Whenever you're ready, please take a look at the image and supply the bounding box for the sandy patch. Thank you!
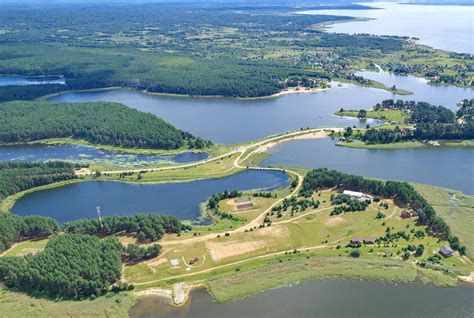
[291,131,328,140]
[75,168,91,176]
[17,248,42,256]
[271,86,329,97]
[323,216,346,227]
[255,224,290,238]
[206,240,266,261]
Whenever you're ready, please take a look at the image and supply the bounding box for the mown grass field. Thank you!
[336,109,407,122]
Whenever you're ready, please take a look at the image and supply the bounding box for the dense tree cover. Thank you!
[63,214,190,243]
[0,3,469,97]
[330,194,370,215]
[0,234,123,299]
[0,161,76,200]
[0,213,59,252]
[0,101,211,149]
[362,99,474,144]
[0,84,65,102]
[301,168,466,253]
[123,243,161,263]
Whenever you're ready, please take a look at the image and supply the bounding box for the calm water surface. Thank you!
[262,138,474,194]
[0,76,65,86]
[49,83,389,144]
[12,170,289,223]
[0,144,208,167]
[301,2,474,54]
[355,69,473,110]
[130,279,474,318]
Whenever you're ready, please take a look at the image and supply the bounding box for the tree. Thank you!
[357,109,367,118]
[349,249,360,258]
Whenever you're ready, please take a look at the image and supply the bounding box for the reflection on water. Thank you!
[0,76,65,86]
[12,170,290,222]
[130,279,474,318]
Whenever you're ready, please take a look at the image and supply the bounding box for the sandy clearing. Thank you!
[255,224,290,238]
[17,248,42,256]
[206,240,266,261]
[270,86,329,98]
[324,216,346,226]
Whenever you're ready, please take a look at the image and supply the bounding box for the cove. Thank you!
[49,83,387,144]
[49,80,473,145]
[11,170,289,223]
[129,279,474,318]
[262,138,474,194]
[355,69,473,110]
[300,2,474,54]
[0,144,209,167]
[0,75,65,86]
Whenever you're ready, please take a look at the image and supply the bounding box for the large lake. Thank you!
[300,2,474,54]
[0,76,65,86]
[50,80,472,145]
[130,279,474,318]
[11,170,289,223]
[0,144,208,167]
[263,138,474,195]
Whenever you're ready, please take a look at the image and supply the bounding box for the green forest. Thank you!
[360,99,474,144]
[0,101,211,149]
[0,162,77,200]
[0,3,471,98]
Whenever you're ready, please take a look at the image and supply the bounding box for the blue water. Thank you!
[0,143,208,167]
[263,137,474,194]
[12,170,290,223]
[0,76,65,86]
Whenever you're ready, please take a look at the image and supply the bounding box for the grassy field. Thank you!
[124,186,471,292]
[0,289,135,318]
[2,239,49,257]
[414,183,474,258]
[336,109,407,122]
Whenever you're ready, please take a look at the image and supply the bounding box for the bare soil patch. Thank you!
[206,240,266,261]
[323,216,346,226]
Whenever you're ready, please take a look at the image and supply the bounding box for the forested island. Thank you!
[0,3,472,99]
[337,98,474,146]
[0,101,212,150]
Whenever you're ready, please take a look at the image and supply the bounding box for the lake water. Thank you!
[262,137,474,195]
[129,279,474,318]
[50,79,472,145]
[0,76,65,86]
[300,2,474,54]
[0,144,208,167]
[355,69,473,110]
[11,170,289,223]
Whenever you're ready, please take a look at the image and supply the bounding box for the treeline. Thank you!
[63,214,191,243]
[0,101,212,149]
[362,99,474,144]
[0,234,123,299]
[301,168,466,254]
[0,213,59,252]
[0,161,77,200]
[0,84,65,102]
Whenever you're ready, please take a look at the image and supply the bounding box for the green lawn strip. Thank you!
[0,289,135,318]
[413,183,474,259]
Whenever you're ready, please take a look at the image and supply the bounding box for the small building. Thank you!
[343,190,372,199]
[170,259,179,266]
[234,197,251,204]
[363,238,376,244]
[236,202,254,210]
[400,210,412,219]
[439,245,454,257]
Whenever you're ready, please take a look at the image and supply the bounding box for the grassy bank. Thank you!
[337,140,474,149]
[206,255,457,302]
[335,109,407,122]
[0,289,136,318]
